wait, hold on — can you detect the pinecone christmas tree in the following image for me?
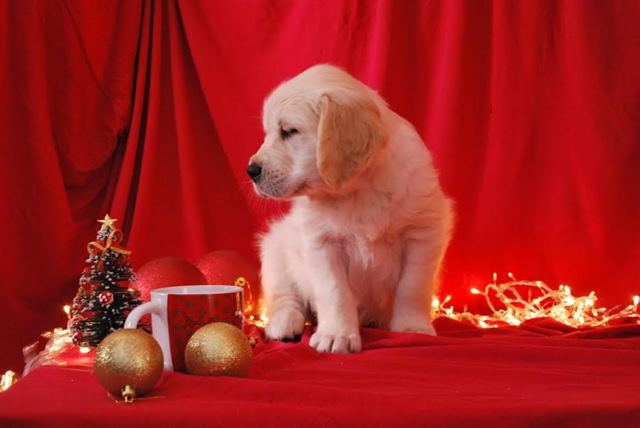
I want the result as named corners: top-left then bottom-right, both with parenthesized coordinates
top-left (69, 214), bottom-right (142, 347)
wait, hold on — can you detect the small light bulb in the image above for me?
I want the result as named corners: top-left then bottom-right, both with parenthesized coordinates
top-left (1, 370), bottom-right (17, 392)
top-left (470, 288), bottom-right (481, 295)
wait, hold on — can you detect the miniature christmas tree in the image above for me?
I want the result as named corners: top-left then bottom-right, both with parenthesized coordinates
top-left (69, 214), bottom-right (142, 347)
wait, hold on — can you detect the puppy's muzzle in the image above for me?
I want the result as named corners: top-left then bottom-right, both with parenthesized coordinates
top-left (246, 162), bottom-right (263, 182)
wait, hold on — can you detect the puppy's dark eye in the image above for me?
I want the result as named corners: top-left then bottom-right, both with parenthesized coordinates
top-left (280, 128), bottom-right (299, 139)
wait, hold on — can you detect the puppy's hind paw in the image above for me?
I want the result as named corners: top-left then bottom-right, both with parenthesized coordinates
top-left (265, 308), bottom-right (305, 341)
top-left (390, 314), bottom-right (436, 336)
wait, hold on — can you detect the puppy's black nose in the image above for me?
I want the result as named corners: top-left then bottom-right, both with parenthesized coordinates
top-left (246, 163), bottom-right (262, 182)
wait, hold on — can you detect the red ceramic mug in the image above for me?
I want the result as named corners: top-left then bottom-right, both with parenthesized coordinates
top-left (125, 285), bottom-right (243, 372)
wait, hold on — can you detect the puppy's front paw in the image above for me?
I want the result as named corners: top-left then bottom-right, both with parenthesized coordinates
top-left (265, 308), bottom-right (305, 341)
top-left (309, 330), bottom-right (362, 354)
top-left (390, 313), bottom-right (436, 335)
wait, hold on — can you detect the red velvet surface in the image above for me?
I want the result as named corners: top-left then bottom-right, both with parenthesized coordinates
top-left (1, 0), bottom-right (640, 378)
top-left (1, 321), bottom-right (640, 427)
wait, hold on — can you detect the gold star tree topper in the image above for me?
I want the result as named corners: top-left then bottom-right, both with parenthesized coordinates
top-left (97, 214), bottom-right (118, 231)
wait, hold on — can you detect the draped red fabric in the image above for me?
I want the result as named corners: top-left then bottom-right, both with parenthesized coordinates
top-left (1, 0), bottom-right (639, 380)
top-left (1, 322), bottom-right (640, 427)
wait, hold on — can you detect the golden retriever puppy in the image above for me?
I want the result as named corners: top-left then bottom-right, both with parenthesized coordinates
top-left (248, 65), bottom-right (453, 353)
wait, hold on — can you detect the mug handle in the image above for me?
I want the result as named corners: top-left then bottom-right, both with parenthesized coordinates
top-left (124, 301), bottom-right (163, 329)
top-left (125, 301), bottom-right (173, 371)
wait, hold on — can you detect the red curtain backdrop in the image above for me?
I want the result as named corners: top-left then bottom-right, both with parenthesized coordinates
top-left (1, 0), bottom-right (639, 372)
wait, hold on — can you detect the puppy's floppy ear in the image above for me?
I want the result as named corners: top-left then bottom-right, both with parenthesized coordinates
top-left (316, 92), bottom-right (386, 190)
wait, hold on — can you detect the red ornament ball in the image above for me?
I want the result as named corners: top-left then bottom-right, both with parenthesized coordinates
top-left (196, 250), bottom-right (260, 290)
top-left (134, 256), bottom-right (206, 301)
top-left (98, 291), bottom-right (114, 306)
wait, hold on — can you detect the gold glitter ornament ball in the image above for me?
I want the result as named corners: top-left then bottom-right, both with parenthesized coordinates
top-left (185, 322), bottom-right (252, 377)
top-left (94, 329), bottom-right (163, 402)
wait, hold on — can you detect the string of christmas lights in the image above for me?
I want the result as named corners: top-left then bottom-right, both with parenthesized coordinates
top-left (432, 273), bottom-right (640, 328)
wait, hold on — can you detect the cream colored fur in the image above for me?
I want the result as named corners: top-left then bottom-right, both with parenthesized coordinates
top-left (250, 65), bottom-right (453, 353)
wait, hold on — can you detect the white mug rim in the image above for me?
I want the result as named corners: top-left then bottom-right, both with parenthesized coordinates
top-left (150, 285), bottom-right (242, 296)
